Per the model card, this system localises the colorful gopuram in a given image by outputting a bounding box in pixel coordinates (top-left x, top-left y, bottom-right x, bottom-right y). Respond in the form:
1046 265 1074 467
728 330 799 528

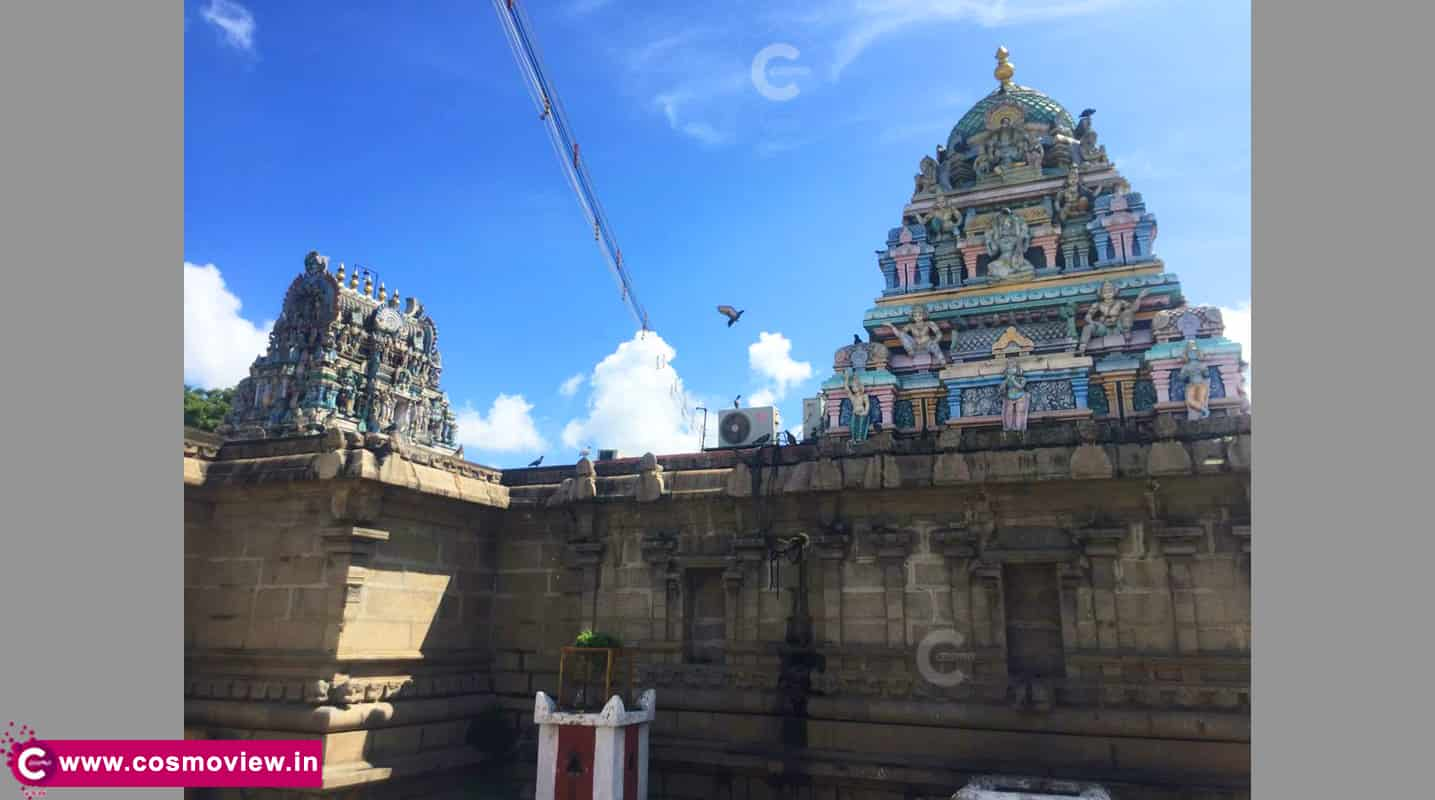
218 250 460 454
822 47 1247 440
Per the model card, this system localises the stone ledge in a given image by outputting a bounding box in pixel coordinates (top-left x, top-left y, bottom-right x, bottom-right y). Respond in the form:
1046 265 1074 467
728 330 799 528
190 443 509 508
185 692 496 734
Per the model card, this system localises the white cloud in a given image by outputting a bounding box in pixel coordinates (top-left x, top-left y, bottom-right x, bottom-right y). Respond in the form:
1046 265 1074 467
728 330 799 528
1219 301 1252 398
184 262 273 389
455 394 546 454
200 0 256 52
561 331 703 457
747 389 777 408
748 331 813 400
805 0 1128 78
559 372 586 397
653 91 734 146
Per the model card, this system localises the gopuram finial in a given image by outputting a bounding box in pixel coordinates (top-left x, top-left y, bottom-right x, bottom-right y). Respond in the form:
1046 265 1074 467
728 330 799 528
994 46 1013 91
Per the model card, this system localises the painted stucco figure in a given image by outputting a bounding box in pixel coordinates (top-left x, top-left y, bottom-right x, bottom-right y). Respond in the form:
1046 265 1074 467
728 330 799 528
845 370 871 443
1001 361 1030 432
1074 108 1108 164
984 208 1036 281
1179 339 1212 420
1077 280 1149 353
885 304 945 364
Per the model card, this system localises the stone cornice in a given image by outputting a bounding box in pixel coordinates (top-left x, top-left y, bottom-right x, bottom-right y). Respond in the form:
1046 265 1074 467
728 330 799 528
185 430 508 508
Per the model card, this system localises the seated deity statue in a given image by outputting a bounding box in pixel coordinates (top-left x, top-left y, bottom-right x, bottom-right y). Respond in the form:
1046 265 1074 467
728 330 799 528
885 304 946 364
1077 280 1151 353
983 208 1036 281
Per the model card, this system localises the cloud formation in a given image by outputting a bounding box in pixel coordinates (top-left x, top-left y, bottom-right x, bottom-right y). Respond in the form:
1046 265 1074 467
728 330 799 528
455 394 546 454
822 0 1126 78
561 331 702 457
200 0 256 52
748 331 813 400
184 262 273 389
559 373 586 397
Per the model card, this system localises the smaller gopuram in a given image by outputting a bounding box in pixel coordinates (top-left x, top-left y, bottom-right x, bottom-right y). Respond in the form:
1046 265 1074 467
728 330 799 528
824 47 1247 438
219 250 460 454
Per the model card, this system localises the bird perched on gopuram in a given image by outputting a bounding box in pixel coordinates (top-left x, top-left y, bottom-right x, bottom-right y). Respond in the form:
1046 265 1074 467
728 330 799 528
717 305 745 327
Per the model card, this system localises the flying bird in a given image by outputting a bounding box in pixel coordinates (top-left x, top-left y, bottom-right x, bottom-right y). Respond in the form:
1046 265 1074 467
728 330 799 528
527 455 544 468
717 305 745 327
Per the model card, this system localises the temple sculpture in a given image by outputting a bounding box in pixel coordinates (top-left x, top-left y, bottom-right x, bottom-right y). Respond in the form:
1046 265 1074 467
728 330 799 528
823 46 1248 437
218 250 460 454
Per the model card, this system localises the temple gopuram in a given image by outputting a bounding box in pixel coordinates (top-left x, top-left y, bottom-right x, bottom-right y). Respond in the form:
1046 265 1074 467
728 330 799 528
821 47 1246 442
219 251 460 455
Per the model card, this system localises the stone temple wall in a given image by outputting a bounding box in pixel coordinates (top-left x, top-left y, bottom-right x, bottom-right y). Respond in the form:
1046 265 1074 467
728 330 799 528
182 417 1250 800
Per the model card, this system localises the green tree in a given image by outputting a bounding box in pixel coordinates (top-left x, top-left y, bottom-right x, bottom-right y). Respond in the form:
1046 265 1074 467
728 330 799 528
184 385 235 431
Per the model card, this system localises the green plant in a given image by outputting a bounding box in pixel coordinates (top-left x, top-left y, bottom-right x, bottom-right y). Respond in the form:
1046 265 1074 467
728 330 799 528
184 384 235 431
573 630 623 649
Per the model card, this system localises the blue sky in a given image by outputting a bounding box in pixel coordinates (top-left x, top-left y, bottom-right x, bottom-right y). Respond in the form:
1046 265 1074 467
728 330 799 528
184 0 1251 468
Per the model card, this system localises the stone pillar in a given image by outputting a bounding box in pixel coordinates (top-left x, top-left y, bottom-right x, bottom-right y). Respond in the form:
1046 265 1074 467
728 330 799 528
932 528 980 653
875 529 913 648
535 690 656 800
969 559 1004 652
1153 523 1208 654
722 561 744 647
732 535 767 644
959 242 986 283
640 534 677 642
812 530 851 648
566 540 607 631
1030 229 1060 271
1071 528 1126 652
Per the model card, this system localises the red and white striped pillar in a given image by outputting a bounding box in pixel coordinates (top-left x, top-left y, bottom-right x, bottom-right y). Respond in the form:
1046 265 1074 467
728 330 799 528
534 690 656 800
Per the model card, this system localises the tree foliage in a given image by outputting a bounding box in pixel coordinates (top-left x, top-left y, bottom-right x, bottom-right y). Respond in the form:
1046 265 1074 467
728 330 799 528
184 385 234 431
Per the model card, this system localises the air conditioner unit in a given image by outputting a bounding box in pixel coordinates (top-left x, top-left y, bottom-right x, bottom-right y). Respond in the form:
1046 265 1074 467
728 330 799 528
712 407 781 449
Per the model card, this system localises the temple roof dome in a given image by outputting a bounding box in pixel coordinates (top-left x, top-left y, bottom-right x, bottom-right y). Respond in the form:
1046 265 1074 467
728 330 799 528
950 84 1075 141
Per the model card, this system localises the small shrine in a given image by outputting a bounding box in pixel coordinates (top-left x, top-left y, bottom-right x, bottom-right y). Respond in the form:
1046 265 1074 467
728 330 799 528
822 47 1247 438
218 250 460 454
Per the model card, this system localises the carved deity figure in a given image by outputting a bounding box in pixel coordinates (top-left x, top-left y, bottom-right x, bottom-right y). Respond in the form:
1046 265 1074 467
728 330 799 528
885 304 945 364
1078 280 1150 353
1055 165 1093 221
914 154 939 195
304 250 328 274
1048 124 1077 168
984 208 1036 281
1178 340 1212 420
845 370 871 443
1073 109 1108 164
974 117 1041 179
1001 361 1030 433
